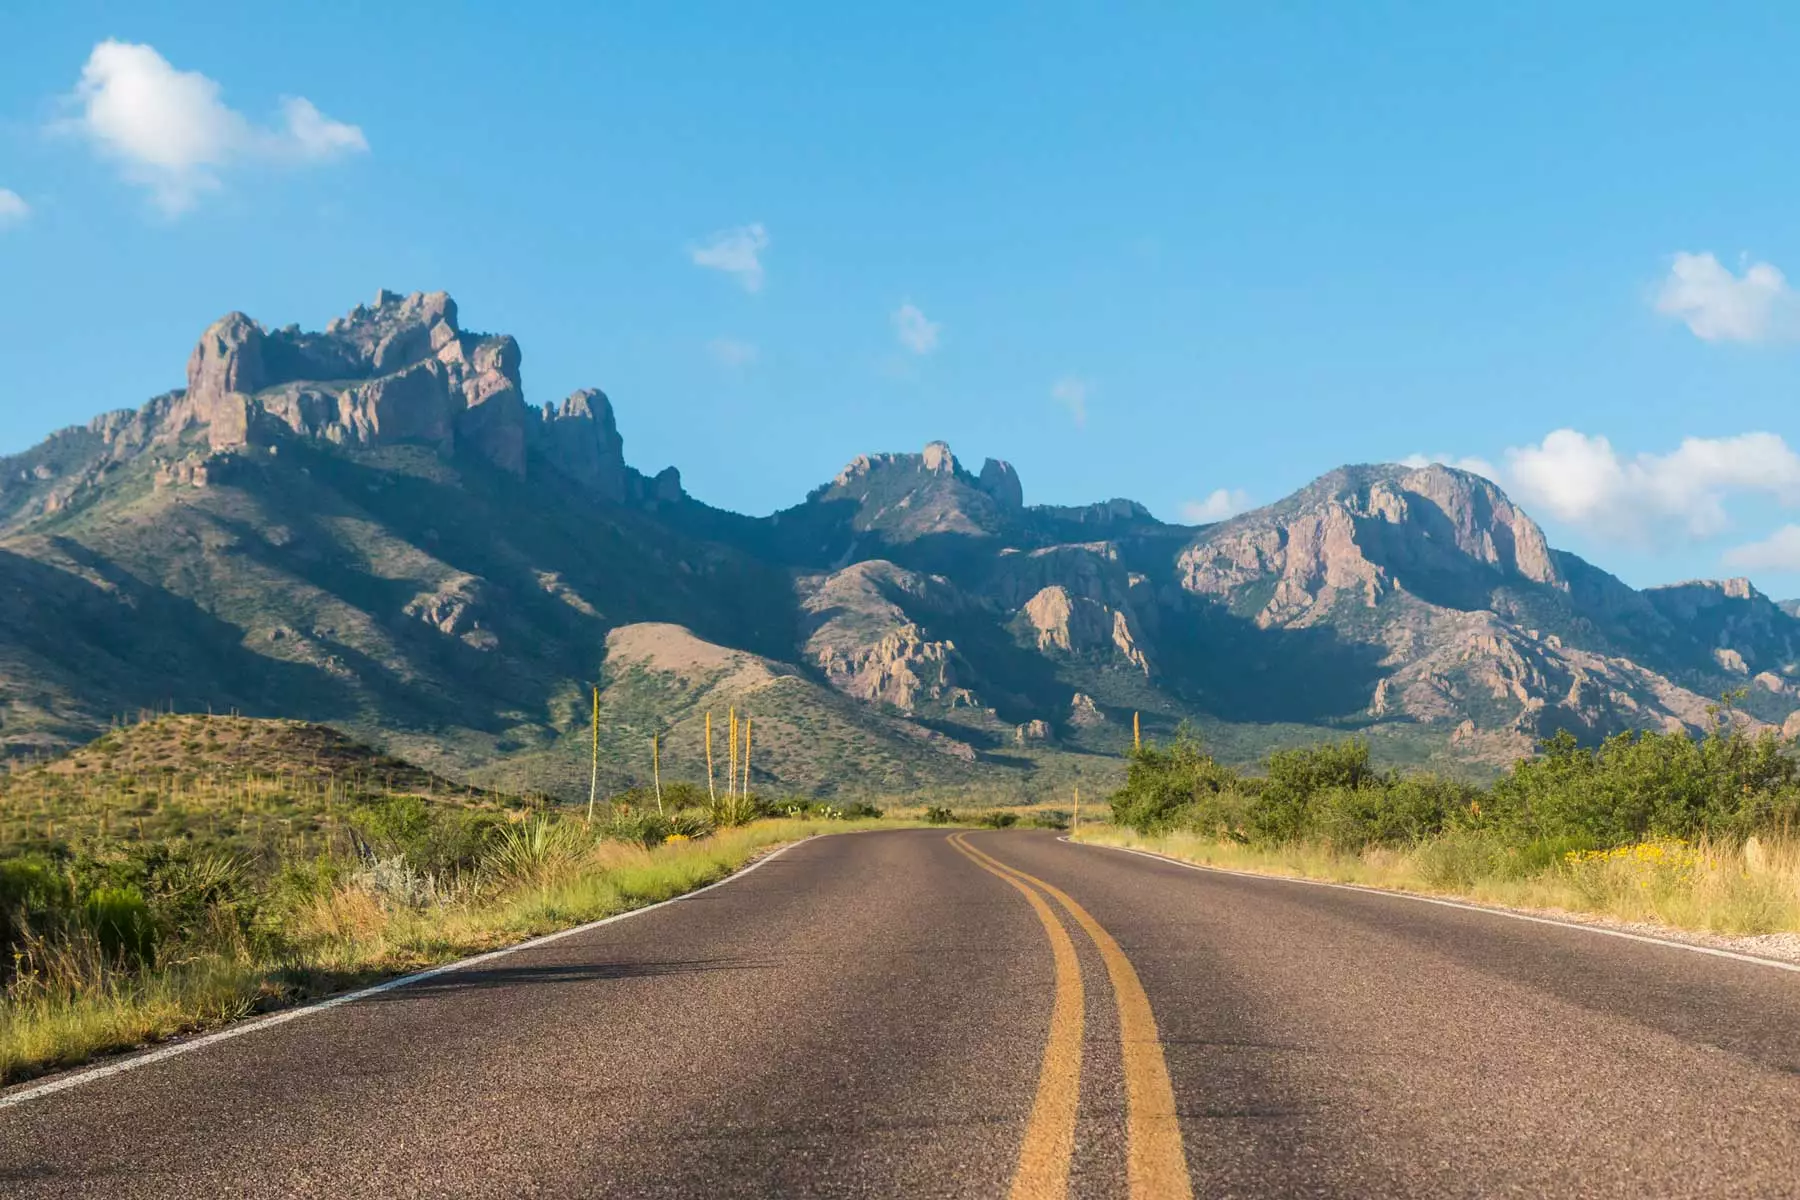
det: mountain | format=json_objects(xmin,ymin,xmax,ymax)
[{"xmin": 2, "ymin": 288, "xmax": 1795, "ymax": 795}]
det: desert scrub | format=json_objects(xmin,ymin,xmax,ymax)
[{"xmin": 0, "ymin": 814, "xmax": 888, "ymax": 1086}]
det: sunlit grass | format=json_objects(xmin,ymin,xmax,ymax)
[
  {"xmin": 0, "ymin": 818, "xmax": 883, "ymax": 1086},
  {"xmin": 1076, "ymin": 827, "xmax": 1800, "ymax": 937}
]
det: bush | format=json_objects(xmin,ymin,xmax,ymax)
[
  {"xmin": 1488, "ymin": 725, "xmax": 1800, "ymax": 845},
  {"xmin": 1310, "ymin": 774, "xmax": 1467, "ymax": 850},
  {"xmin": 0, "ymin": 856, "xmax": 75, "ymax": 975},
  {"xmin": 1251, "ymin": 739, "xmax": 1383, "ymax": 843},
  {"xmin": 924, "ymin": 806, "xmax": 954, "ymax": 825},
  {"xmin": 1111, "ymin": 732, "xmax": 1240, "ymax": 833},
  {"xmin": 979, "ymin": 811, "xmax": 1019, "ymax": 829},
  {"xmin": 82, "ymin": 886, "xmax": 157, "ymax": 967},
  {"xmin": 349, "ymin": 795, "xmax": 500, "ymax": 875}
]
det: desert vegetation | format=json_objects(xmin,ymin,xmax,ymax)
[
  {"xmin": 1094, "ymin": 709, "xmax": 1800, "ymax": 937},
  {"xmin": 0, "ymin": 714, "xmax": 885, "ymax": 1086}
]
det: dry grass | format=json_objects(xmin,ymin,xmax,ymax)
[
  {"xmin": 0, "ymin": 817, "xmax": 885, "ymax": 1085},
  {"xmin": 1077, "ymin": 827, "xmax": 1800, "ymax": 936}
]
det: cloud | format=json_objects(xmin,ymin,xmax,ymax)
[
  {"xmin": 1654, "ymin": 251, "xmax": 1795, "ymax": 343},
  {"xmin": 1723, "ymin": 526, "xmax": 1800, "ymax": 572},
  {"xmin": 0, "ymin": 189, "xmax": 28, "ymax": 228},
  {"xmin": 1051, "ymin": 377, "xmax": 1088, "ymax": 427},
  {"xmin": 61, "ymin": 39, "xmax": 366, "ymax": 214},
  {"xmin": 1400, "ymin": 452, "xmax": 1500, "ymax": 481},
  {"xmin": 892, "ymin": 302, "xmax": 941, "ymax": 356},
  {"xmin": 689, "ymin": 223, "xmax": 769, "ymax": 292},
  {"xmin": 706, "ymin": 337, "xmax": 758, "ymax": 369},
  {"xmin": 1503, "ymin": 429, "xmax": 1800, "ymax": 541},
  {"xmin": 1182, "ymin": 489, "xmax": 1253, "ymax": 523},
  {"xmin": 276, "ymin": 96, "xmax": 369, "ymax": 161}
]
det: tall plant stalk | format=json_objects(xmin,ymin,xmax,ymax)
[
  {"xmin": 585, "ymin": 686, "xmax": 600, "ymax": 826},
  {"xmin": 705, "ymin": 711, "xmax": 716, "ymax": 804},
  {"xmin": 728, "ymin": 708, "xmax": 738, "ymax": 802},
  {"xmin": 741, "ymin": 716, "xmax": 752, "ymax": 801},
  {"xmin": 652, "ymin": 731, "xmax": 663, "ymax": 815}
]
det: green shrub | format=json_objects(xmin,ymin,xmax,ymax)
[
  {"xmin": 924, "ymin": 806, "xmax": 954, "ymax": 825},
  {"xmin": 1111, "ymin": 732, "xmax": 1239, "ymax": 833},
  {"xmin": 1251, "ymin": 739, "xmax": 1383, "ymax": 843},
  {"xmin": 1309, "ymin": 774, "xmax": 1466, "ymax": 850},
  {"xmin": 979, "ymin": 811, "xmax": 1018, "ymax": 829},
  {"xmin": 0, "ymin": 856, "xmax": 75, "ymax": 973},
  {"xmin": 82, "ymin": 886, "xmax": 157, "ymax": 967}
]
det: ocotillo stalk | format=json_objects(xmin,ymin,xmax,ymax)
[
  {"xmin": 706, "ymin": 711, "xmax": 716, "ymax": 803},
  {"xmin": 585, "ymin": 685, "xmax": 599, "ymax": 826},
  {"xmin": 652, "ymin": 731, "xmax": 663, "ymax": 815},
  {"xmin": 742, "ymin": 716, "xmax": 752, "ymax": 800},
  {"xmin": 1133, "ymin": 711, "xmax": 1141, "ymax": 753}
]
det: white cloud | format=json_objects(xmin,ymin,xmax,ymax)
[
  {"xmin": 892, "ymin": 302, "xmax": 941, "ymax": 356},
  {"xmin": 276, "ymin": 96, "xmax": 369, "ymax": 161},
  {"xmin": 1182, "ymin": 489, "xmax": 1253, "ymax": 523},
  {"xmin": 706, "ymin": 337, "xmax": 758, "ymax": 368},
  {"xmin": 1654, "ymin": 251, "xmax": 1794, "ymax": 343},
  {"xmin": 1051, "ymin": 377, "xmax": 1088, "ymax": 427},
  {"xmin": 62, "ymin": 40, "xmax": 366, "ymax": 214},
  {"xmin": 1723, "ymin": 526, "xmax": 1800, "ymax": 572},
  {"xmin": 1503, "ymin": 429, "xmax": 1800, "ymax": 541},
  {"xmin": 1400, "ymin": 452, "xmax": 1499, "ymax": 480},
  {"xmin": 0, "ymin": 189, "xmax": 28, "ymax": 228},
  {"xmin": 689, "ymin": 223, "xmax": 769, "ymax": 292}
]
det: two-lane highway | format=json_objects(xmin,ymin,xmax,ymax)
[{"xmin": 4, "ymin": 829, "xmax": 1799, "ymax": 1197}]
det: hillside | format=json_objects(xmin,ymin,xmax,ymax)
[
  {"xmin": 0, "ymin": 713, "xmax": 503, "ymax": 858},
  {"xmin": 2, "ymin": 288, "xmax": 1798, "ymax": 796}
]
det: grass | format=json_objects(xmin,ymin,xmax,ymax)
[
  {"xmin": 1075, "ymin": 824, "xmax": 1800, "ymax": 938},
  {"xmin": 0, "ymin": 816, "xmax": 884, "ymax": 1086}
]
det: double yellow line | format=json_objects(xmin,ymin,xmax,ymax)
[{"xmin": 948, "ymin": 833, "xmax": 1193, "ymax": 1200}]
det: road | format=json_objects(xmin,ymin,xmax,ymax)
[{"xmin": 4, "ymin": 828, "xmax": 1800, "ymax": 1198}]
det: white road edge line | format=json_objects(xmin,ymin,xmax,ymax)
[
  {"xmin": 1062, "ymin": 837, "xmax": 1800, "ymax": 976},
  {"xmin": 0, "ymin": 836, "xmax": 815, "ymax": 1111}
]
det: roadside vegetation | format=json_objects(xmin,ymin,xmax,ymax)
[
  {"xmin": 1090, "ymin": 708, "xmax": 1800, "ymax": 938},
  {"xmin": 0, "ymin": 716, "xmax": 889, "ymax": 1086}
]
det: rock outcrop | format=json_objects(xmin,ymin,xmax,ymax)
[
  {"xmin": 977, "ymin": 458, "xmax": 1024, "ymax": 508},
  {"xmin": 172, "ymin": 290, "xmax": 629, "ymax": 492},
  {"xmin": 1018, "ymin": 585, "xmax": 1150, "ymax": 674},
  {"xmin": 796, "ymin": 560, "xmax": 978, "ymax": 711}
]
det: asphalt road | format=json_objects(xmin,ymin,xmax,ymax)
[{"xmin": 4, "ymin": 828, "xmax": 1800, "ymax": 1198}]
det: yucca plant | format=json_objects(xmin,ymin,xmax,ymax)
[{"xmin": 482, "ymin": 815, "xmax": 591, "ymax": 890}]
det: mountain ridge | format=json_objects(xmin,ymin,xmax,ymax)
[{"xmin": 3, "ymin": 288, "xmax": 1794, "ymax": 794}]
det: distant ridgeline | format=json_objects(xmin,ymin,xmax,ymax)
[{"xmin": 3, "ymin": 288, "xmax": 1798, "ymax": 797}]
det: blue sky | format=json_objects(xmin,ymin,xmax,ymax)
[{"xmin": 5, "ymin": 5, "xmax": 1800, "ymax": 594}]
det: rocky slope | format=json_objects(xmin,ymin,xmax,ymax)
[{"xmin": 2, "ymin": 288, "xmax": 1795, "ymax": 794}]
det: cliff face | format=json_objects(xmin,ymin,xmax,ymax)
[
  {"xmin": 2, "ymin": 288, "xmax": 1798, "ymax": 784},
  {"xmin": 172, "ymin": 290, "xmax": 630, "ymax": 498}
]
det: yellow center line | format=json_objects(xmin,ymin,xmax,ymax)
[
  {"xmin": 959, "ymin": 835, "xmax": 1195, "ymax": 1200},
  {"xmin": 948, "ymin": 833, "xmax": 1084, "ymax": 1200}
]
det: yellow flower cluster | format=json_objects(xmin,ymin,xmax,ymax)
[{"xmin": 1565, "ymin": 840, "xmax": 1712, "ymax": 888}]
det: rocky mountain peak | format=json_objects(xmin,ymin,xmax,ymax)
[
  {"xmin": 1178, "ymin": 462, "xmax": 1565, "ymax": 628},
  {"xmin": 978, "ymin": 458, "xmax": 1024, "ymax": 508},
  {"xmin": 164, "ymin": 290, "xmax": 629, "ymax": 495},
  {"xmin": 922, "ymin": 440, "xmax": 958, "ymax": 474}
]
